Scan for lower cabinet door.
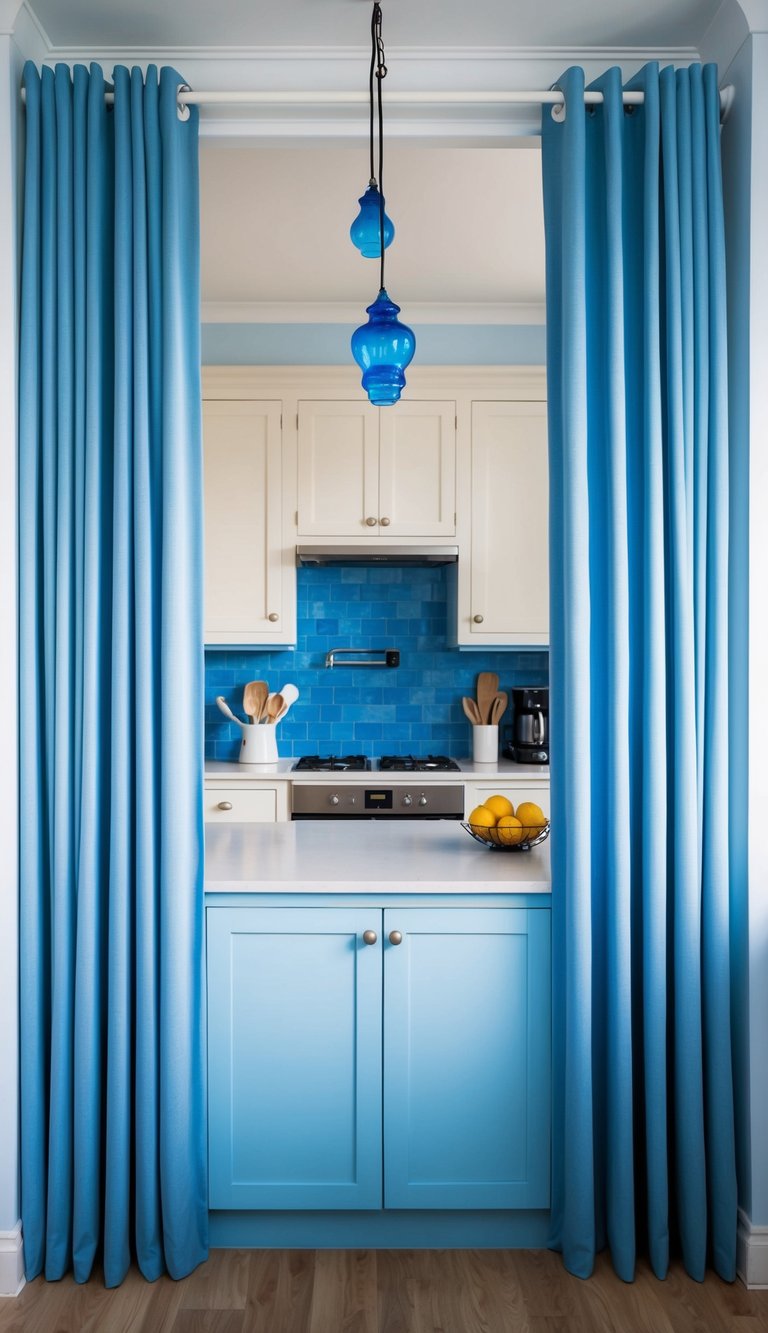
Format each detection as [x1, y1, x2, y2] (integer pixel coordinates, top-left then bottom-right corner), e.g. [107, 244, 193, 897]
[383, 907, 550, 1209]
[207, 906, 383, 1209]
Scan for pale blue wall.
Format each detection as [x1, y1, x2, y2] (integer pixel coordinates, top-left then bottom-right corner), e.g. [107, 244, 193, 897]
[201, 322, 546, 366]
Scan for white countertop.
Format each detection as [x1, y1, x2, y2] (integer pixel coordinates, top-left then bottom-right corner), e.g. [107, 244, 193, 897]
[205, 758, 550, 784]
[204, 820, 551, 894]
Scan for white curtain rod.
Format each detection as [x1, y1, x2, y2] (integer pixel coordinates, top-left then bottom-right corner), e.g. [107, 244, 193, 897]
[20, 84, 736, 122]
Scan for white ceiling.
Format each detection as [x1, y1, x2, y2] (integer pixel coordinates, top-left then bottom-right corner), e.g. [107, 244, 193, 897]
[199, 144, 545, 317]
[31, 0, 720, 52]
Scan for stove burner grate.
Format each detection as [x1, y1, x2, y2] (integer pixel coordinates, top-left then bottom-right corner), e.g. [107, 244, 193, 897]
[378, 754, 461, 773]
[292, 754, 370, 772]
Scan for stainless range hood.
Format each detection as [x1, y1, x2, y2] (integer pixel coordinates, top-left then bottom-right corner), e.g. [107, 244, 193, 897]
[296, 545, 458, 567]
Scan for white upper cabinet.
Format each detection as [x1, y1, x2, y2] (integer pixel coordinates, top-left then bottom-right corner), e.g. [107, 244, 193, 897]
[378, 401, 456, 536]
[297, 399, 456, 540]
[296, 401, 379, 537]
[459, 400, 549, 647]
[203, 399, 295, 645]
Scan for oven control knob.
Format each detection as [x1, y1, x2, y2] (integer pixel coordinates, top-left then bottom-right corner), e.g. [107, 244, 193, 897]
[418, 795, 428, 806]
[329, 794, 340, 805]
[349, 796, 356, 805]
[402, 794, 413, 806]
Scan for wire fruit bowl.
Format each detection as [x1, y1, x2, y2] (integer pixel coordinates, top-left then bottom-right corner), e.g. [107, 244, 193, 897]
[461, 820, 551, 852]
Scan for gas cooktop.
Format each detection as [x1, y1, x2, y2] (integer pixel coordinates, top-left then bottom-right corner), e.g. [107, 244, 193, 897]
[293, 755, 370, 772]
[379, 754, 461, 772]
[292, 754, 460, 773]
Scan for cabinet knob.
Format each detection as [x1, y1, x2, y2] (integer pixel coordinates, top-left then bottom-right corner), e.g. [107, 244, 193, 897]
[388, 930, 403, 946]
[473, 614, 484, 624]
[379, 516, 391, 527]
[217, 801, 233, 811]
[268, 612, 279, 622]
[363, 930, 378, 945]
[365, 516, 378, 527]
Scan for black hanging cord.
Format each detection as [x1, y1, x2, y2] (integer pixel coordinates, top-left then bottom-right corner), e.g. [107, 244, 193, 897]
[368, 4, 377, 184]
[371, 3, 387, 293]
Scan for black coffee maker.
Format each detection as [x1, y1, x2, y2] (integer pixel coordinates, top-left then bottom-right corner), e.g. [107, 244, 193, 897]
[504, 687, 549, 764]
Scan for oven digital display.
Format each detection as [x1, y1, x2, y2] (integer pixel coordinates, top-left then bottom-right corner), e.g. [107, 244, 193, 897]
[365, 789, 393, 810]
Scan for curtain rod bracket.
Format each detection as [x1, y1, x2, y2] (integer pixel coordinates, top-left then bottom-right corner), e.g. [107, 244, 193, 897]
[176, 83, 191, 121]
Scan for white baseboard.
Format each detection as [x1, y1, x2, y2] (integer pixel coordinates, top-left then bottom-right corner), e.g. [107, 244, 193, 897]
[0, 1223, 24, 1298]
[738, 1207, 768, 1289]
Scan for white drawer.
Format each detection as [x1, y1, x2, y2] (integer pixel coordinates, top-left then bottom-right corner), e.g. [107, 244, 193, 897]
[464, 782, 550, 820]
[205, 787, 278, 823]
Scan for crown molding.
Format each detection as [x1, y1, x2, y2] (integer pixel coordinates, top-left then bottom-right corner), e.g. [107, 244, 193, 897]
[11, 1, 48, 60]
[200, 301, 546, 326]
[0, 1, 24, 37]
[201, 362, 547, 399]
[14, 3, 711, 143]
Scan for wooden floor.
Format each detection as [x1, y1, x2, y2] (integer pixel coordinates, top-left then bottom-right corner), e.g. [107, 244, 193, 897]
[1, 1248, 768, 1333]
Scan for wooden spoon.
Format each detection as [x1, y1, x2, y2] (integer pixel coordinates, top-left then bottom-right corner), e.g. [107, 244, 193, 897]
[265, 692, 285, 724]
[490, 691, 508, 725]
[243, 679, 268, 724]
[462, 696, 483, 726]
[476, 672, 499, 724]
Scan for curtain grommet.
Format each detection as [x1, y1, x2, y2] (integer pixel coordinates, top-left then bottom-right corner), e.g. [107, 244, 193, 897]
[551, 101, 566, 122]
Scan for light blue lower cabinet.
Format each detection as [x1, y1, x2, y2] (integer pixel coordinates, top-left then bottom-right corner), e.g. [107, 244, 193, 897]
[383, 907, 550, 1210]
[207, 906, 383, 1209]
[207, 902, 550, 1220]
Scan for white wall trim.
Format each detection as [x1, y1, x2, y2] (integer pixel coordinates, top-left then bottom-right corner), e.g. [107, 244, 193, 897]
[200, 300, 547, 326]
[738, 1208, 768, 1288]
[13, 4, 714, 144]
[0, 1225, 24, 1298]
[201, 362, 547, 399]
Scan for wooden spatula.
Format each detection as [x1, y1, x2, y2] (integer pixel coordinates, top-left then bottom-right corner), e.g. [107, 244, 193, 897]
[490, 691, 508, 725]
[243, 679, 268, 724]
[462, 696, 483, 725]
[476, 672, 499, 725]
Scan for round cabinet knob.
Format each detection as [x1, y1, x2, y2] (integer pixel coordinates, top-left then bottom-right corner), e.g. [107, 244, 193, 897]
[418, 795, 428, 807]
[473, 614, 484, 624]
[388, 930, 403, 946]
[329, 794, 340, 805]
[268, 612, 279, 622]
[217, 801, 233, 811]
[379, 516, 391, 527]
[363, 930, 378, 945]
[402, 794, 413, 807]
[365, 516, 378, 527]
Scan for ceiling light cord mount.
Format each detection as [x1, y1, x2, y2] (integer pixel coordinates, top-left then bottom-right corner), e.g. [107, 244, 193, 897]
[350, 2, 416, 407]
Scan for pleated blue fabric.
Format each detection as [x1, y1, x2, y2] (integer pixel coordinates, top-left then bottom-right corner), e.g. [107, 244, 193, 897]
[542, 62, 737, 1283]
[19, 62, 208, 1287]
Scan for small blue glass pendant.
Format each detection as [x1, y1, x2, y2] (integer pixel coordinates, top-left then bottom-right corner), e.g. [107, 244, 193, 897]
[351, 289, 415, 406]
[350, 184, 395, 258]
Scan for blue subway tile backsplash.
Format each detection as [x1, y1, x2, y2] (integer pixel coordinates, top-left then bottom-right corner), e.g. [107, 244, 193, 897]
[205, 566, 548, 761]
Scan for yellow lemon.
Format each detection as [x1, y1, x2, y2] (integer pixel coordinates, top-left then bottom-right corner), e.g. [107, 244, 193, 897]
[468, 805, 496, 841]
[496, 814, 524, 846]
[515, 801, 547, 841]
[483, 794, 515, 821]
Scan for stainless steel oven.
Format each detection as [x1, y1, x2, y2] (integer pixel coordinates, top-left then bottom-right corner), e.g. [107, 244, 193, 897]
[291, 782, 465, 820]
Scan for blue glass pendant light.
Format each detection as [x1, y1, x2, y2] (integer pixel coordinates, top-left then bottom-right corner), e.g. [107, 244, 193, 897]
[350, 183, 394, 258]
[351, 3, 415, 405]
[351, 290, 415, 406]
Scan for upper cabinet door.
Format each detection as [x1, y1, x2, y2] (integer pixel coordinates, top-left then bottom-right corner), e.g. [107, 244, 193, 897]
[203, 399, 291, 645]
[378, 400, 456, 536]
[297, 400, 379, 537]
[466, 400, 549, 646]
